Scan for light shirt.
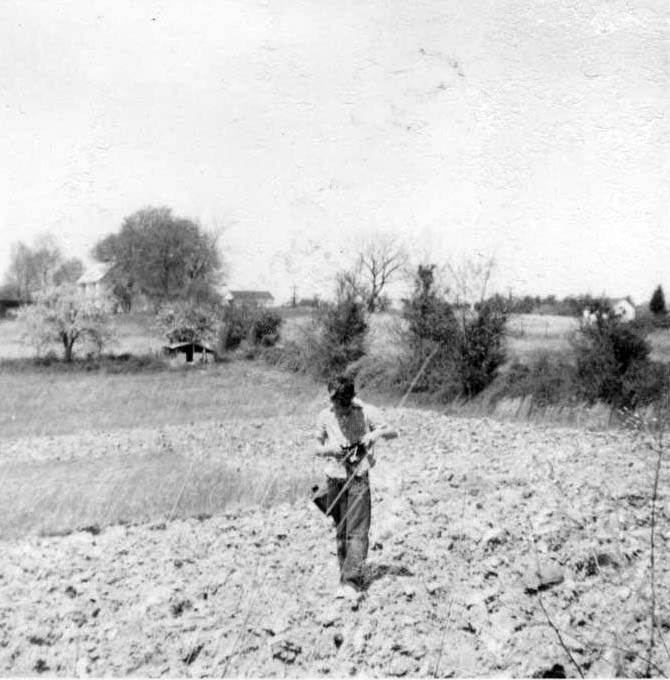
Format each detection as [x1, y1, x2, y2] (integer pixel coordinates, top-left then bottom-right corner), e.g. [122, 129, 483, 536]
[316, 398, 385, 479]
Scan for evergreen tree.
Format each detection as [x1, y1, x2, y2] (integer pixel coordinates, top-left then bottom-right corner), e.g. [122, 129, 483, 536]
[650, 285, 667, 316]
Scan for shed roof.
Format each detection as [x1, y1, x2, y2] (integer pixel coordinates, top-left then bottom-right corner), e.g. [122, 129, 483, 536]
[164, 341, 216, 353]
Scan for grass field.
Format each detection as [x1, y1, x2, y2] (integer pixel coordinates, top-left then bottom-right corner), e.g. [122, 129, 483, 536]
[0, 362, 325, 539]
[0, 361, 321, 438]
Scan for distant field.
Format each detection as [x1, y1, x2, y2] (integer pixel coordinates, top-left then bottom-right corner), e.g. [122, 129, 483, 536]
[1, 309, 669, 367]
[505, 313, 576, 362]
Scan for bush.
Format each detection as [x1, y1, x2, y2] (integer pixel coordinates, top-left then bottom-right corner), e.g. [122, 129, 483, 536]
[572, 315, 654, 407]
[219, 305, 256, 351]
[262, 341, 307, 373]
[310, 277, 368, 378]
[264, 273, 369, 379]
[401, 265, 460, 398]
[457, 300, 508, 397]
[619, 360, 670, 408]
[250, 310, 282, 346]
[218, 306, 283, 353]
[400, 265, 508, 400]
[157, 302, 219, 346]
[496, 352, 578, 407]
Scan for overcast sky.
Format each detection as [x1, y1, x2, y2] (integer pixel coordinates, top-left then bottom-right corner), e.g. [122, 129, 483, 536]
[2, 0, 669, 304]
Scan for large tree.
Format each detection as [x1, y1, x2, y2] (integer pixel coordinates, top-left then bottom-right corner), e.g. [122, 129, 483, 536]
[92, 206, 224, 307]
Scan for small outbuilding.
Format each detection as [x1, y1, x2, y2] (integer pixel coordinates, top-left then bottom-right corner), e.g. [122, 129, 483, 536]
[163, 341, 218, 364]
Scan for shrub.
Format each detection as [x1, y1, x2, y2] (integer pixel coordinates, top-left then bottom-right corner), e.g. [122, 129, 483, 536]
[157, 302, 219, 346]
[496, 352, 578, 407]
[457, 300, 508, 397]
[218, 306, 283, 353]
[572, 314, 653, 407]
[262, 341, 307, 373]
[401, 265, 460, 398]
[301, 272, 369, 378]
[250, 310, 282, 346]
[219, 304, 255, 351]
[619, 360, 670, 408]
[400, 265, 508, 400]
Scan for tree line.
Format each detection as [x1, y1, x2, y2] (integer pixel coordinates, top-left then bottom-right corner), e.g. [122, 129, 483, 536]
[1, 207, 225, 310]
[2, 204, 668, 381]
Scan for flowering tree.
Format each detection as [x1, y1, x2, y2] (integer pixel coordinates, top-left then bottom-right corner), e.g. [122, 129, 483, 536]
[157, 302, 218, 346]
[17, 285, 116, 361]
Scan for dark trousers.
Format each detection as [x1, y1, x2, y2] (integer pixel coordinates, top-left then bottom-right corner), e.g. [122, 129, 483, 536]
[323, 475, 371, 590]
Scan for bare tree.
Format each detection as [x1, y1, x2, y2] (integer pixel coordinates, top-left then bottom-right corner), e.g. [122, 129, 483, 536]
[445, 255, 496, 308]
[357, 232, 408, 312]
[4, 233, 79, 302]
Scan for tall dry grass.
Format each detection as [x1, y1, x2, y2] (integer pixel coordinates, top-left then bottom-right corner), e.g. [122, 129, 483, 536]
[0, 450, 311, 540]
[0, 362, 324, 539]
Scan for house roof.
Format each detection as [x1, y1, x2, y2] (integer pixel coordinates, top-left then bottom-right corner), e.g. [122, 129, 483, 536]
[229, 290, 274, 300]
[77, 262, 114, 285]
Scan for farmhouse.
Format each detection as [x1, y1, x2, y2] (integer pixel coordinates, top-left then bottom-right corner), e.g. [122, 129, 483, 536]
[228, 290, 275, 308]
[77, 262, 114, 300]
[612, 298, 636, 322]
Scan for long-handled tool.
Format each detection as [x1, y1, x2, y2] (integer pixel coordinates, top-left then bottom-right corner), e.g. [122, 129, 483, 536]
[314, 345, 439, 526]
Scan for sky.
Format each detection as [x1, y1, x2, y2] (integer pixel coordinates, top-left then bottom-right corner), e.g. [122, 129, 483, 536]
[1, 0, 669, 305]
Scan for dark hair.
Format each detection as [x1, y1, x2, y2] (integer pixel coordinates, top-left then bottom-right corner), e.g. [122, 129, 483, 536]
[327, 374, 356, 402]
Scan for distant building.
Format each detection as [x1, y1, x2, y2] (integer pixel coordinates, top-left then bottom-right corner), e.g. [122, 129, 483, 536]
[582, 297, 635, 324]
[297, 297, 320, 308]
[77, 262, 114, 300]
[228, 290, 275, 308]
[612, 298, 636, 322]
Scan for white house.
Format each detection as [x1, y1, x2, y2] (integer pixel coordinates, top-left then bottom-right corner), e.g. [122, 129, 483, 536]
[612, 298, 636, 322]
[77, 262, 114, 299]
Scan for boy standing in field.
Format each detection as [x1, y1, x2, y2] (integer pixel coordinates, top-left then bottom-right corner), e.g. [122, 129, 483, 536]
[313, 374, 397, 596]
